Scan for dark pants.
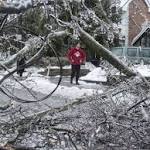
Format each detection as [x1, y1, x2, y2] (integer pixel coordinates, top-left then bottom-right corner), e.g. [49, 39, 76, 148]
[71, 64, 80, 84]
[17, 58, 25, 77]
[17, 69, 24, 77]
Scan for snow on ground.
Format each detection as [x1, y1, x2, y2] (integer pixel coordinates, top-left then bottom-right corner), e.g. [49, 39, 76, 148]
[0, 66, 103, 100]
[133, 65, 150, 77]
[80, 67, 107, 82]
[53, 62, 96, 70]
[25, 64, 150, 78]
[79, 64, 150, 83]
[2, 64, 150, 102]
[115, 64, 150, 77]
[14, 75, 101, 99]
[49, 62, 107, 82]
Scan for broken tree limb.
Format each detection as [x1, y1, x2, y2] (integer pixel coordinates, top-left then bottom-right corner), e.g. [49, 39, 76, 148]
[78, 26, 136, 77]
[1, 29, 70, 68]
[1, 37, 43, 68]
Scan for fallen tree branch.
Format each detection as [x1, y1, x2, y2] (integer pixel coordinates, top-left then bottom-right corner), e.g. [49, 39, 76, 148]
[78, 26, 136, 77]
[127, 97, 149, 112]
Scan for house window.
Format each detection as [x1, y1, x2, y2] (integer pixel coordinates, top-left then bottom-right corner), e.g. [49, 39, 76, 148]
[127, 48, 137, 57]
[111, 48, 123, 56]
[140, 48, 150, 57]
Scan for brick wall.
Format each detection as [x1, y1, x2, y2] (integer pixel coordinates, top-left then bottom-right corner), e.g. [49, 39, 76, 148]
[128, 0, 150, 45]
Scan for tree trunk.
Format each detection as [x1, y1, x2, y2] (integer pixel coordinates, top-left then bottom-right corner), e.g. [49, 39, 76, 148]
[78, 27, 136, 77]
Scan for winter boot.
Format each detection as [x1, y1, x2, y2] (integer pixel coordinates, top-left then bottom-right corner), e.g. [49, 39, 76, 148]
[70, 78, 73, 84]
[76, 79, 80, 85]
[76, 82, 80, 85]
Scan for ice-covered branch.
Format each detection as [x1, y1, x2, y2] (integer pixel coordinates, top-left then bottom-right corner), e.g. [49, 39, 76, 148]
[1, 37, 43, 67]
[47, 30, 70, 39]
[49, 14, 71, 27]
[78, 26, 136, 77]
[81, 0, 112, 27]
[0, 29, 70, 69]
[0, 0, 33, 14]
[0, 0, 54, 14]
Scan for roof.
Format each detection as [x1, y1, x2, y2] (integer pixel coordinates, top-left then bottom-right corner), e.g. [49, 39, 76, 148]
[145, 0, 150, 7]
[131, 24, 150, 45]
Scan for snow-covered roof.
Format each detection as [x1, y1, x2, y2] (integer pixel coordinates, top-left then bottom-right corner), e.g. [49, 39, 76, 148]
[120, 0, 132, 11]
[131, 24, 150, 45]
[145, 0, 150, 7]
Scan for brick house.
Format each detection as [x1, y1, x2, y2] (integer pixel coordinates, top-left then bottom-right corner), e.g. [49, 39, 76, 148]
[128, 0, 150, 46]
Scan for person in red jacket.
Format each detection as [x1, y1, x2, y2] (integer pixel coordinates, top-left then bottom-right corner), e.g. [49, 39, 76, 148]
[67, 42, 86, 85]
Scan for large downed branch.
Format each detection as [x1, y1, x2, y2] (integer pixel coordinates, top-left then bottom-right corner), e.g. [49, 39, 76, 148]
[1, 30, 70, 68]
[78, 26, 136, 77]
[1, 37, 43, 68]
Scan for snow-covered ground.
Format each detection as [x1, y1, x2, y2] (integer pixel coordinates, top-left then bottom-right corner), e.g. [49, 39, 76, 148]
[1, 63, 150, 106]
[81, 63, 150, 83]
[0, 65, 103, 102]
[133, 65, 150, 77]
[0, 63, 150, 147]
[14, 74, 102, 99]
[80, 67, 107, 82]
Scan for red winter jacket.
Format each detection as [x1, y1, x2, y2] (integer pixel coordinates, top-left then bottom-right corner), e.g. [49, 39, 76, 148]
[67, 47, 86, 65]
